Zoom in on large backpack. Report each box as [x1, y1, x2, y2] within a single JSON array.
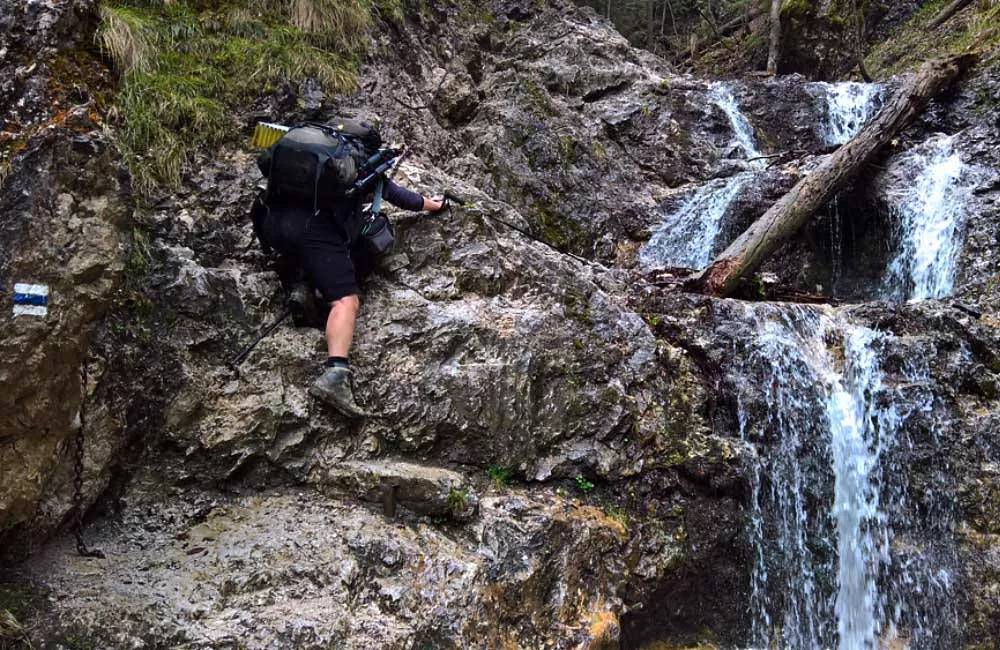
[[257, 118, 382, 211]]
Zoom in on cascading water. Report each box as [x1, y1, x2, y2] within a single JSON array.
[[881, 134, 981, 301], [639, 83, 761, 270], [814, 82, 885, 145], [734, 305, 957, 649], [710, 82, 764, 163], [639, 173, 752, 270], [642, 74, 971, 650]]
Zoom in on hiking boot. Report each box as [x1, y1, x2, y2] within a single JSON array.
[[309, 366, 369, 418]]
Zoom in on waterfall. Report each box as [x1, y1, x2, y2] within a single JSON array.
[[734, 304, 957, 649], [881, 134, 980, 301], [639, 83, 761, 270], [710, 82, 764, 163], [814, 82, 885, 145], [640, 173, 752, 270]]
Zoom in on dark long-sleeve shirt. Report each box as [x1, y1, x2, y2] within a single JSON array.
[[382, 180, 424, 212]]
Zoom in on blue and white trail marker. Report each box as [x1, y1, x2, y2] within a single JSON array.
[[13, 283, 49, 317]]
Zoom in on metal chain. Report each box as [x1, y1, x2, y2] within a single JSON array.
[[73, 360, 104, 558]]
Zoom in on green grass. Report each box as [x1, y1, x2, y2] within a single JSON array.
[[866, 0, 1000, 77], [97, 0, 396, 195], [487, 464, 514, 489]]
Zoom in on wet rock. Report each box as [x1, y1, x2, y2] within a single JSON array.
[[317, 460, 479, 521]]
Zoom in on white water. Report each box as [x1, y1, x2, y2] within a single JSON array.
[[881, 134, 980, 301], [815, 82, 885, 145], [710, 82, 764, 163], [639, 83, 761, 270], [640, 173, 752, 270], [736, 305, 953, 650]]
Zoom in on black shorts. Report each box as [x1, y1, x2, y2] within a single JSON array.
[[256, 202, 359, 302]]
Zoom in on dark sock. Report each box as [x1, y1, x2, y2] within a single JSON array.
[[325, 356, 349, 369]]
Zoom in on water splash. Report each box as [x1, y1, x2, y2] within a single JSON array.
[[639, 173, 752, 270], [639, 84, 761, 270], [815, 82, 885, 145], [881, 135, 980, 301], [710, 82, 764, 163], [733, 304, 957, 649]]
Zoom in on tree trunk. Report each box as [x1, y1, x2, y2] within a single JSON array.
[[766, 0, 782, 74], [850, 0, 873, 82], [691, 54, 977, 297], [928, 0, 975, 29], [647, 0, 656, 52]]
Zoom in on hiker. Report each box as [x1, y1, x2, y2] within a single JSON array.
[[251, 117, 445, 418]]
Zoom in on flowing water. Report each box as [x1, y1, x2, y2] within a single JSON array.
[[734, 305, 956, 650], [657, 82, 969, 650], [640, 82, 884, 272], [813, 82, 885, 145], [639, 83, 762, 271], [881, 134, 981, 301], [639, 173, 753, 270]]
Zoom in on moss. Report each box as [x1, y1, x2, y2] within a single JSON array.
[[780, 0, 812, 18], [564, 293, 595, 327], [866, 0, 1000, 77], [557, 135, 578, 167], [535, 199, 585, 252], [522, 79, 556, 117]]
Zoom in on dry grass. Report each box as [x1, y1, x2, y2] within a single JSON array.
[[96, 5, 152, 76], [95, 0, 385, 194], [291, 0, 371, 47]]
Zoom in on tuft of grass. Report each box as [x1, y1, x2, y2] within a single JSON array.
[[97, 0, 381, 195], [446, 488, 469, 514], [605, 506, 629, 529], [97, 5, 153, 76], [487, 464, 514, 490]]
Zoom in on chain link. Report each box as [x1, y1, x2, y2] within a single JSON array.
[[73, 360, 104, 559]]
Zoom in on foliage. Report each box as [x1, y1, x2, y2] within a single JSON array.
[[446, 488, 469, 513], [575, 0, 761, 55], [96, 0, 393, 194], [865, 0, 1000, 76], [487, 464, 514, 489], [575, 474, 595, 492]]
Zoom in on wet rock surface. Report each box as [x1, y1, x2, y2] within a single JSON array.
[[0, 0, 127, 555], [0, 0, 999, 648]]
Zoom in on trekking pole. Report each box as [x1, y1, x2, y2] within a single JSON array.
[[229, 309, 291, 370]]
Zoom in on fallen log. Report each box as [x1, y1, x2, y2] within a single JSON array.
[[691, 53, 977, 297], [928, 0, 975, 29]]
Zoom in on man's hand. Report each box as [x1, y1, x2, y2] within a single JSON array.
[[422, 196, 445, 212]]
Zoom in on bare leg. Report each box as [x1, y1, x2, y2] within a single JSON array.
[[326, 294, 360, 358], [311, 294, 368, 417]]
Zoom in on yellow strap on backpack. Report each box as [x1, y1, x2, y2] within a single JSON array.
[[250, 122, 290, 149]]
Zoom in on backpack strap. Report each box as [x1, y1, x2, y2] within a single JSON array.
[[371, 174, 385, 215]]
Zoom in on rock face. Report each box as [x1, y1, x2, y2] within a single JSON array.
[[0, 0, 130, 556], [1, 0, 999, 649]]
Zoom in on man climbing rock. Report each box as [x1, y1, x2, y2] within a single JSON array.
[[251, 117, 445, 417]]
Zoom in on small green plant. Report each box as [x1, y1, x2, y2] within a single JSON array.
[[606, 506, 629, 529], [574, 474, 595, 493], [487, 465, 513, 489], [446, 487, 468, 513]]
